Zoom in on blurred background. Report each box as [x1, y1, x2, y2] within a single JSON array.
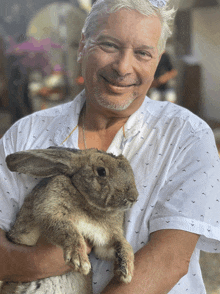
[[0, 0, 219, 292]]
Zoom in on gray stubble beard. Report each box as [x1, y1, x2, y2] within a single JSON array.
[[93, 88, 139, 111]]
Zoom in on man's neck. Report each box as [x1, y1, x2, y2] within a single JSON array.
[[78, 102, 129, 151]]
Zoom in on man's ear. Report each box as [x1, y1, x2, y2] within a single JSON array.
[[77, 34, 86, 63]]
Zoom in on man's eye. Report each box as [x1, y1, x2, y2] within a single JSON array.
[[102, 42, 117, 48], [99, 42, 118, 52], [136, 51, 152, 59]]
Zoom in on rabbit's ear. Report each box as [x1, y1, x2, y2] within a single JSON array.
[[6, 148, 83, 178]]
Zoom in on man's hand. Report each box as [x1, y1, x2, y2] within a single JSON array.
[[101, 229, 199, 294], [35, 236, 93, 277], [0, 229, 92, 282]]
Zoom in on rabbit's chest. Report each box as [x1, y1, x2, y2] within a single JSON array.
[[75, 220, 118, 260], [75, 219, 110, 245]]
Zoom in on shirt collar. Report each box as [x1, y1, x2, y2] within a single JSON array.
[[124, 97, 150, 139], [54, 90, 85, 147], [54, 91, 149, 146]]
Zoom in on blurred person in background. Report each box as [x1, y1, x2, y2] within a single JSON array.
[[0, 35, 9, 109], [7, 55, 32, 122], [149, 51, 178, 102]]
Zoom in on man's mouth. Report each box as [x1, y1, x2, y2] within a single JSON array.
[[101, 76, 137, 88]]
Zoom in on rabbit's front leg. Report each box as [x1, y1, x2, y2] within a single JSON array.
[[6, 196, 40, 246], [40, 219, 91, 276], [113, 238, 134, 284]]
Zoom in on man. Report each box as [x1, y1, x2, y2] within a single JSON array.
[[0, 1, 220, 293], [149, 52, 178, 101]]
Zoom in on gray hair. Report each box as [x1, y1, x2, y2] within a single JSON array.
[[82, 0, 176, 55]]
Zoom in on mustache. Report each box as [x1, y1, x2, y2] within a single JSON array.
[[100, 73, 141, 87]]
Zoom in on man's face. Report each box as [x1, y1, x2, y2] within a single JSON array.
[[78, 9, 163, 114]]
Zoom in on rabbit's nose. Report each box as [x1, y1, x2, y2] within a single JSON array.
[[128, 188, 139, 201], [128, 195, 137, 202], [124, 196, 137, 206]]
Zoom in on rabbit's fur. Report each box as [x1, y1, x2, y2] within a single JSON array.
[[1, 147, 138, 294]]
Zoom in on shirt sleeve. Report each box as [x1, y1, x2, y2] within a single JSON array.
[[0, 118, 38, 231], [149, 127, 220, 253], [0, 125, 21, 231]]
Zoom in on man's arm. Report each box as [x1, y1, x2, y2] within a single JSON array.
[[102, 229, 199, 294], [157, 69, 178, 85], [0, 228, 72, 282], [150, 69, 178, 88]]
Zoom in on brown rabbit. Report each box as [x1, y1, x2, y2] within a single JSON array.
[[0, 147, 138, 294]]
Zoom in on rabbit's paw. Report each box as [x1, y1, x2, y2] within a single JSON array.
[[114, 249, 134, 284], [64, 243, 91, 275]]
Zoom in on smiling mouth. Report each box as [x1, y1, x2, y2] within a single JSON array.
[[101, 76, 137, 88]]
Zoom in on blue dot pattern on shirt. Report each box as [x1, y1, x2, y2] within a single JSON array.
[[0, 91, 219, 294]]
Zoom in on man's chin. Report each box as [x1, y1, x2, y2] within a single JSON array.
[[95, 93, 137, 112]]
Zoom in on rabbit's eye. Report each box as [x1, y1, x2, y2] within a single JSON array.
[[97, 167, 106, 177]]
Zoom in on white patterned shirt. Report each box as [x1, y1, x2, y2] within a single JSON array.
[[0, 90, 220, 294]]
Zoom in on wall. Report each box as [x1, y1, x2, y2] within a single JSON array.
[[192, 7, 220, 121]]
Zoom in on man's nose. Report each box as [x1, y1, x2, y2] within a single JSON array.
[[112, 49, 135, 77]]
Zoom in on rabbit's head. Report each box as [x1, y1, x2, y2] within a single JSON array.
[[6, 147, 138, 212]]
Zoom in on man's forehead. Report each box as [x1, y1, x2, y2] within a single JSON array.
[[89, 9, 162, 49]]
